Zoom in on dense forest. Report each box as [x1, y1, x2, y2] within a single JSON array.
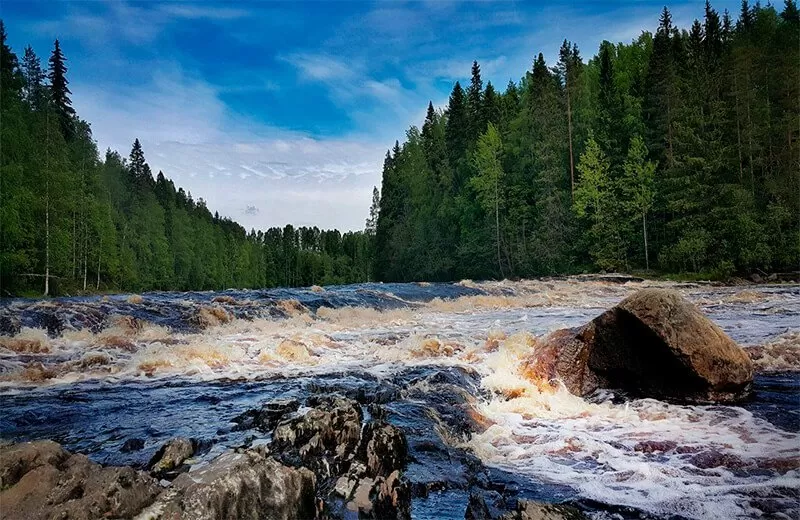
[[1, 2, 798, 297], [374, 1, 799, 281], [0, 23, 372, 296]]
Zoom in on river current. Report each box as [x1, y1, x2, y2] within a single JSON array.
[[1, 278, 798, 519]]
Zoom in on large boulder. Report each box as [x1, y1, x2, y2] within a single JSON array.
[[523, 288, 753, 402], [0, 441, 161, 520], [140, 447, 317, 520]]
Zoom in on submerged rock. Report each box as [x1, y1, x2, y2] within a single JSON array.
[[524, 288, 753, 402], [0, 440, 161, 520], [141, 447, 317, 520], [121, 438, 145, 452]]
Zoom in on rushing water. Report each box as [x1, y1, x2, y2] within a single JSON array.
[[1, 278, 798, 519]]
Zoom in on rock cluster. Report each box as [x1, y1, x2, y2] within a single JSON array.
[[270, 396, 411, 519], [0, 397, 411, 520], [523, 288, 754, 402]]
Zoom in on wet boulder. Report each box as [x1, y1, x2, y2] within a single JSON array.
[[524, 288, 753, 403], [361, 420, 408, 478], [148, 437, 195, 478], [0, 441, 161, 520], [271, 396, 411, 519], [141, 447, 317, 520], [231, 397, 300, 432], [272, 395, 363, 478]]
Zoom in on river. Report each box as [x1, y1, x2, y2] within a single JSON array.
[[1, 278, 798, 519]]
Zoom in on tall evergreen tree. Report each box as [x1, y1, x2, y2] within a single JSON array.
[[445, 81, 469, 188], [47, 39, 75, 138], [21, 45, 47, 110], [466, 60, 485, 140]]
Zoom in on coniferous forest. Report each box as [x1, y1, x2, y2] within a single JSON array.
[[1, 1, 799, 296], [0, 23, 373, 296], [374, 1, 799, 282]]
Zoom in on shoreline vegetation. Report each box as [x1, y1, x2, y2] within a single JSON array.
[[1, 1, 799, 298]]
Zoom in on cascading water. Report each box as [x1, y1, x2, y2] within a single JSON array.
[[1, 278, 798, 519]]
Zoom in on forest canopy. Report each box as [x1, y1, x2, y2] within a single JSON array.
[[373, 1, 799, 282], [1, 1, 798, 296]]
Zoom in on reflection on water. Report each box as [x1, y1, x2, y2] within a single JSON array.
[[1, 278, 798, 519]]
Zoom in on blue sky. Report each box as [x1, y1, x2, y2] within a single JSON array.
[[4, 0, 739, 231]]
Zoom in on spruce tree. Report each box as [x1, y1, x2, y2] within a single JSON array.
[[445, 81, 469, 186], [466, 60, 484, 140], [0, 21, 22, 103], [21, 45, 46, 110], [482, 82, 500, 127], [47, 39, 75, 137]]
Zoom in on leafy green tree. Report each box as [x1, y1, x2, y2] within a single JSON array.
[[470, 123, 505, 277], [621, 135, 656, 269]]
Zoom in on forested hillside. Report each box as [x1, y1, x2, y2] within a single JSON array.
[[0, 23, 372, 296], [1, 2, 798, 296], [374, 1, 799, 281]]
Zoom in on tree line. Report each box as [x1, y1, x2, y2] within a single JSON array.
[[0, 23, 372, 296], [374, 1, 799, 281]]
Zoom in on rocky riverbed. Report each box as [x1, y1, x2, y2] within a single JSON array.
[[1, 277, 798, 519]]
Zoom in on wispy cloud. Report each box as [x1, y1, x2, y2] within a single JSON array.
[[158, 4, 251, 21], [283, 53, 357, 81]]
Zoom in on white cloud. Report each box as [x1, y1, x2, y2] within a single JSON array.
[[283, 53, 356, 81], [158, 4, 251, 21], [72, 64, 384, 232]]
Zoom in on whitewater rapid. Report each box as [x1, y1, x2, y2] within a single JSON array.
[[1, 278, 798, 519]]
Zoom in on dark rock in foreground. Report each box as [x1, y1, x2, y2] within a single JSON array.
[[271, 395, 411, 519], [524, 288, 754, 402], [141, 447, 317, 520], [0, 440, 161, 520]]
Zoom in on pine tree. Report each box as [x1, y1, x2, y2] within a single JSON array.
[[21, 45, 47, 110], [445, 81, 469, 187], [466, 60, 485, 140], [128, 138, 154, 188], [47, 39, 76, 138], [596, 41, 626, 164], [482, 82, 500, 127], [0, 21, 22, 105]]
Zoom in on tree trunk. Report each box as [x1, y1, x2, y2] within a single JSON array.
[[733, 72, 744, 182], [96, 236, 101, 291], [494, 177, 503, 278], [566, 76, 575, 202], [45, 179, 50, 297], [642, 212, 649, 271]]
